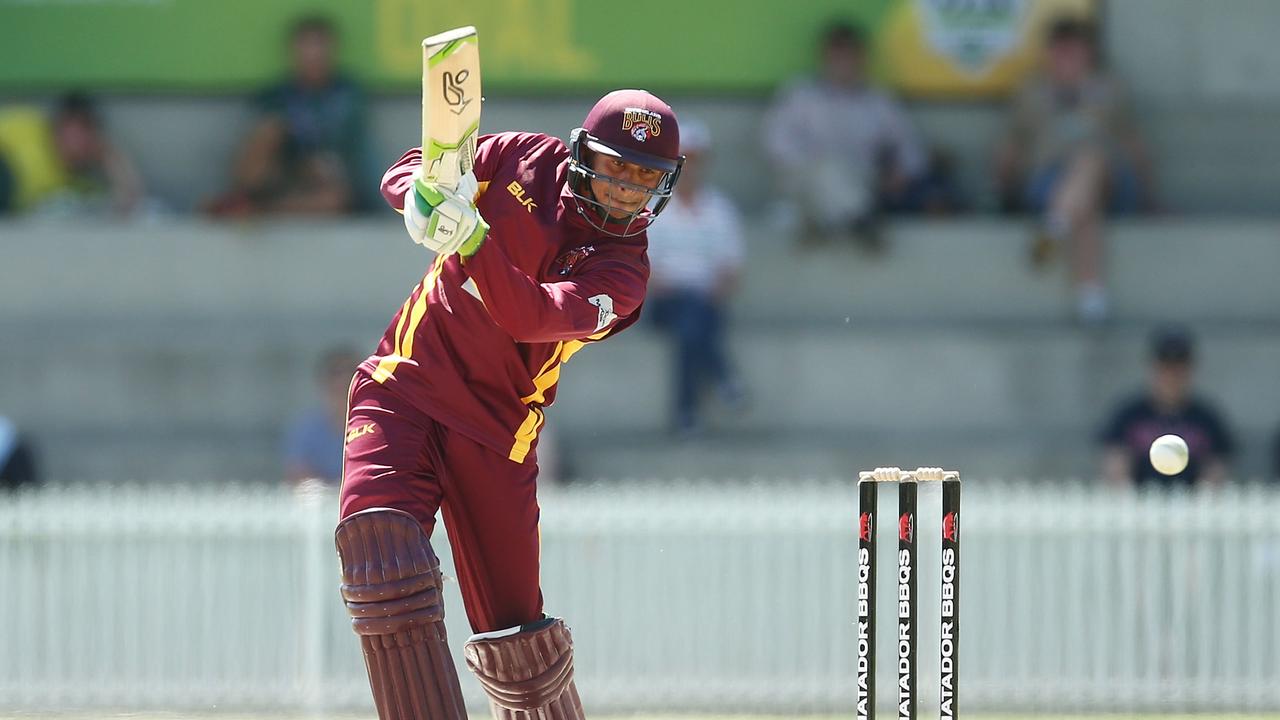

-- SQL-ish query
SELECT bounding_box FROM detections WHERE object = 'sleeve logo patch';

[587,294,617,332]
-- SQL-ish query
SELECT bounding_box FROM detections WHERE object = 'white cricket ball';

[1149,434,1189,476]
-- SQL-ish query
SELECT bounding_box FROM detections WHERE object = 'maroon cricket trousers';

[339,370,545,634]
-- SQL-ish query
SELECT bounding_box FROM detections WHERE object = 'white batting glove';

[403,172,488,257]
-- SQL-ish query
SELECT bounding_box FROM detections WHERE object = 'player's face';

[588,154,662,218]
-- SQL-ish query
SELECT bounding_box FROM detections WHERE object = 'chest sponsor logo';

[506,180,537,212]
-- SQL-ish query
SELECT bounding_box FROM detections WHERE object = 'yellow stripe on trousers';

[372,254,447,383]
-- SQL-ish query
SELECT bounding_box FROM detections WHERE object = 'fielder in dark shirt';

[1099,328,1233,488]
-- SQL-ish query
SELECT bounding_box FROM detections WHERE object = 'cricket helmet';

[568,89,684,237]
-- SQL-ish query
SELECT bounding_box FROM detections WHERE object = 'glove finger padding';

[428,196,476,253]
[404,187,433,247]
[415,170,477,209]
[455,171,479,204]
[403,183,486,257]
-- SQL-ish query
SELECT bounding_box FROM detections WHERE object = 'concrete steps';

[735,218,1280,323]
[4,219,1279,482]
[5,218,1277,323]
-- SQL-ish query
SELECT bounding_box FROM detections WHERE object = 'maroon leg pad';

[463,617,585,720]
[336,507,468,720]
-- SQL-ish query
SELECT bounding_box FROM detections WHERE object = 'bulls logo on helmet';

[622,107,662,142]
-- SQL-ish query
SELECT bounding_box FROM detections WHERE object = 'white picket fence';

[1,480,1278,715]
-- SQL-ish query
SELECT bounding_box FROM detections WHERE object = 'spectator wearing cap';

[1098,328,1233,488]
[209,15,370,217]
[763,20,942,251]
[0,92,145,217]
[995,16,1155,323]
[645,120,747,435]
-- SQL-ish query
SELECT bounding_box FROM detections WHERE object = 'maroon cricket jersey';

[369,132,649,463]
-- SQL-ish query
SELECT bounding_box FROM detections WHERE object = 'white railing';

[1,480,1278,715]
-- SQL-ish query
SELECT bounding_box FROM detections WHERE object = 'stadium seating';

[4,219,1277,482]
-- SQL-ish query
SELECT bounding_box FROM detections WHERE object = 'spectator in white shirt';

[764,21,931,250]
[645,120,747,435]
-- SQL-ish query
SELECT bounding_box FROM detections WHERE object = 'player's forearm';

[383,143,501,214]
[464,241,627,343]
[381,148,422,212]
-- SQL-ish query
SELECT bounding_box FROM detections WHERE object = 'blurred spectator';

[283,346,360,486]
[0,416,39,491]
[0,92,145,217]
[209,15,369,217]
[646,120,747,435]
[764,21,954,251]
[1098,328,1233,489]
[994,17,1155,323]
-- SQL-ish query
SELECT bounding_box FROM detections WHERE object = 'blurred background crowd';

[2,0,1279,492]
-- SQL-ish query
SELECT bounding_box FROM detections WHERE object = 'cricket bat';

[422,26,482,193]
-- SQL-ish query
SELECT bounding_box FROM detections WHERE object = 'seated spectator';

[283,347,360,487]
[0,92,144,217]
[994,17,1155,323]
[645,120,747,435]
[1098,328,1233,489]
[0,416,39,491]
[764,21,949,251]
[209,15,369,217]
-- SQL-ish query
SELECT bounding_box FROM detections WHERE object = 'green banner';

[0,0,892,93]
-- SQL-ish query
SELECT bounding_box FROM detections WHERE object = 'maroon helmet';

[568,89,684,237]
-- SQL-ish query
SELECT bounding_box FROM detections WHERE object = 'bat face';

[422,27,481,192]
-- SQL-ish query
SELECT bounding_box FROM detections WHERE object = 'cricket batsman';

[335,88,683,719]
